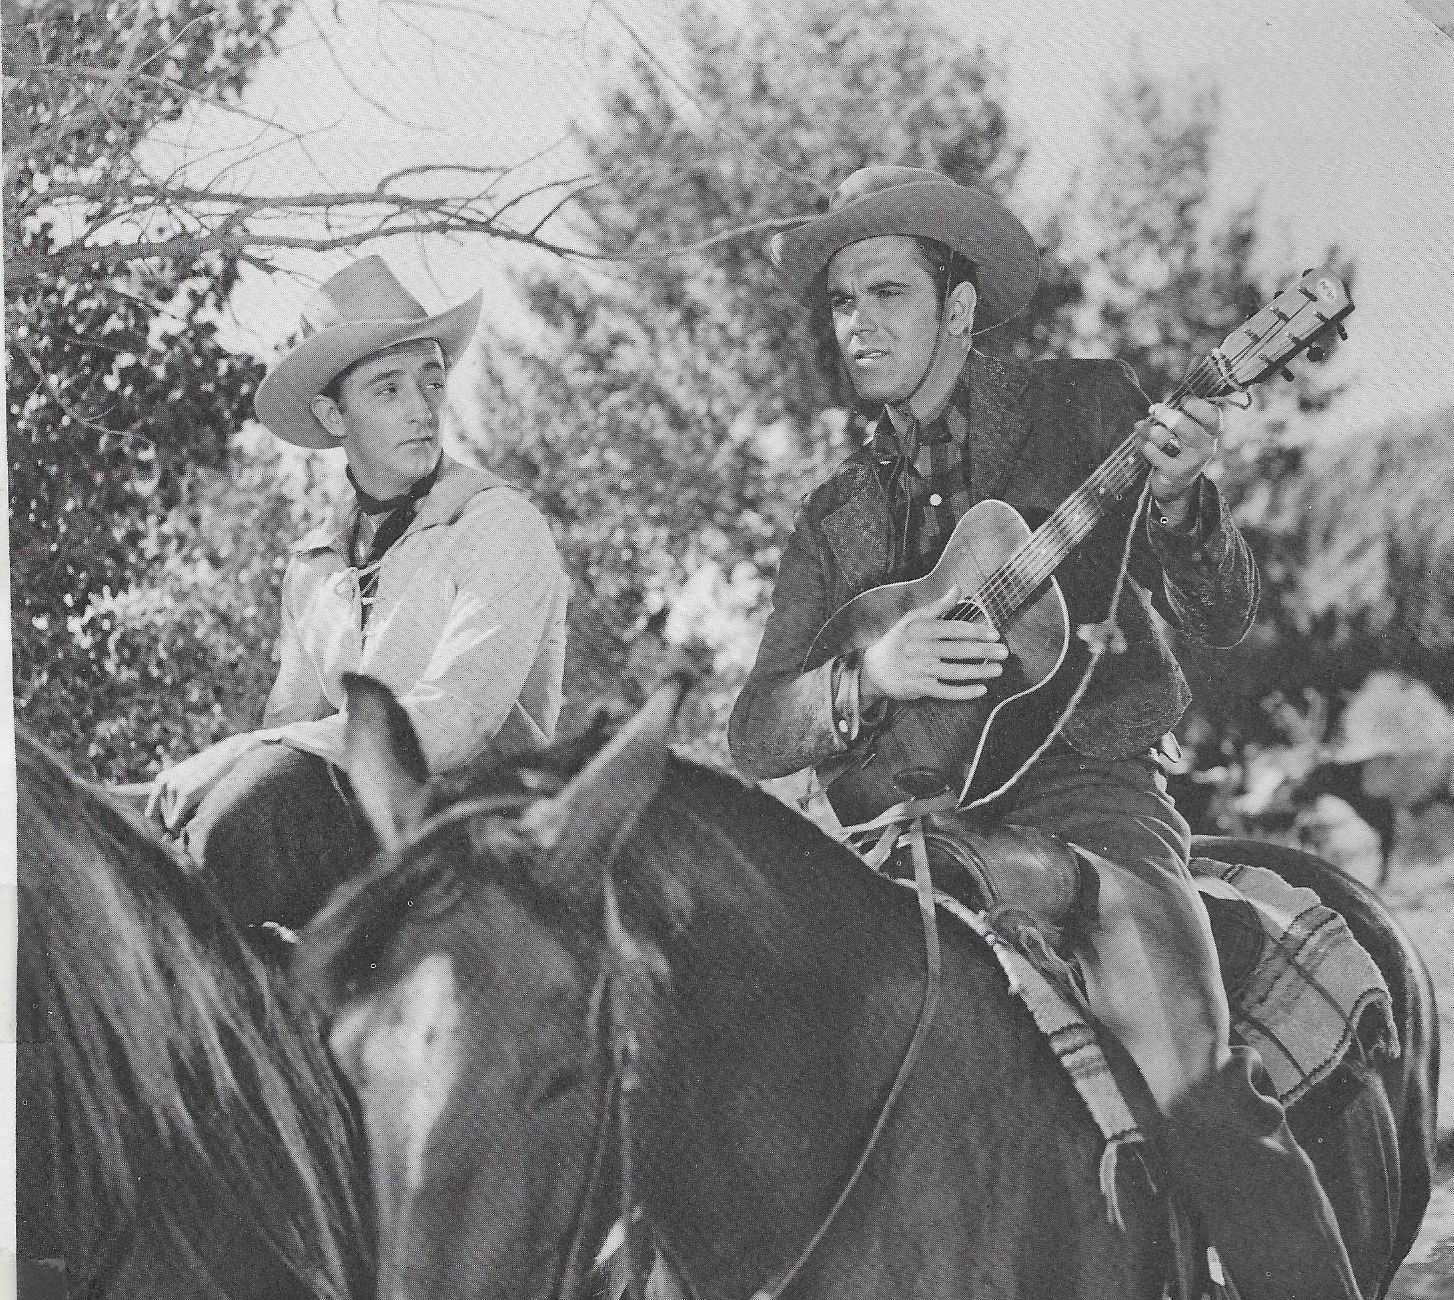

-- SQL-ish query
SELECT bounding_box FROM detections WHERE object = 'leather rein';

[551,822,945,1300]
[398,780,945,1300]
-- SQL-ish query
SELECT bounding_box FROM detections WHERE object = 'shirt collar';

[291,454,509,557]
[872,376,970,461]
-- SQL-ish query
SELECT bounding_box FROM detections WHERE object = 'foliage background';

[9,0,1451,785]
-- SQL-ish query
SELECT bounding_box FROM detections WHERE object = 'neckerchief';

[871,395,973,578]
[347,454,442,518]
[346,454,442,625]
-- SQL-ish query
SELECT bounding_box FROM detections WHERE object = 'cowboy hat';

[769,165,1040,332]
[255,255,483,449]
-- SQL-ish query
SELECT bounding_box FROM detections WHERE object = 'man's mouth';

[853,349,888,363]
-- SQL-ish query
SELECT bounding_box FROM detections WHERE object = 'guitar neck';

[950,265,1353,629]
[971,357,1224,627]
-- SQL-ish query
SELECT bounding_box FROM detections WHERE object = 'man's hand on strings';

[1135,397,1228,524]
[861,586,1008,704]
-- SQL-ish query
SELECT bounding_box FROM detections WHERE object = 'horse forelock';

[302,776,604,1017]
[17,734,371,1300]
[305,707,626,982]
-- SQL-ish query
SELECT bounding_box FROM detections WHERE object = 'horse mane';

[303,698,898,1030]
[16,734,371,1300]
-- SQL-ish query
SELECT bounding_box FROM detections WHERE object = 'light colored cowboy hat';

[769,165,1040,332]
[255,255,483,449]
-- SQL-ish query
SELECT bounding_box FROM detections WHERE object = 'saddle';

[910,818,1267,998]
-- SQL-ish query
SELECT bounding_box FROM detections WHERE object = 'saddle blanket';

[1188,857,1398,1105]
[886,855,1397,1220]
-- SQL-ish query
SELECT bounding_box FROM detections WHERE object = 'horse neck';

[17,738,372,1300]
[615,769,928,1297]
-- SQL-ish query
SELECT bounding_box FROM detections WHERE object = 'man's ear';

[945,280,978,339]
[310,392,348,444]
[342,673,429,852]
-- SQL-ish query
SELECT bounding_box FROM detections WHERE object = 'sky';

[152,0,1454,444]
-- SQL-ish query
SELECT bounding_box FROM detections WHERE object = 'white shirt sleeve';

[262,491,566,772]
[261,563,332,728]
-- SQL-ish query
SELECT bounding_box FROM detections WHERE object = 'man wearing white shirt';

[148,255,568,927]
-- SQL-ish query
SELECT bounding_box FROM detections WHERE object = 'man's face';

[328,339,447,496]
[826,236,942,407]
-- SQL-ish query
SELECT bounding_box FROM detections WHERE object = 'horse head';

[297,673,691,1300]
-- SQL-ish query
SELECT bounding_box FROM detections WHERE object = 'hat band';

[300,295,428,338]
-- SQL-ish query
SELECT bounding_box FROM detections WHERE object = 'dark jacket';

[728,351,1260,781]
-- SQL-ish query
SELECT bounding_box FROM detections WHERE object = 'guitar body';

[811,499,1074,824]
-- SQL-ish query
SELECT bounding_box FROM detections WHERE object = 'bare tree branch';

[5,0,816,302]
[594,0,825,198]
[381,0,600,42]
[297,0,446,132]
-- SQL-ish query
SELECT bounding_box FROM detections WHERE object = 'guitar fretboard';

[959,356,1226,627]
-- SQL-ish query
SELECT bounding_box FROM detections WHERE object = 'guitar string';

[951,361,1214,623]
[958,294,1328,622]
[945,304,1304,626]
[946,355,1220,625]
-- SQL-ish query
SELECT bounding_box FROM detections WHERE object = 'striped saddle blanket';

[884,854,1397,1221]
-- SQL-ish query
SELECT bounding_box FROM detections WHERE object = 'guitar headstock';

[1208,267,1353,395]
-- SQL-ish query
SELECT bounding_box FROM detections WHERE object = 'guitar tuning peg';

[1336,323,1348,341]
[1281,366,1296,381]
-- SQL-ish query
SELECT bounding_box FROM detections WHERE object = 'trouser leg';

[181,743,377,930]
[988,747,1362,1300]
[1164,1046,1364,1300]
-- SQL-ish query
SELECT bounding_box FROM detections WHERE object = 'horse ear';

[343,673,429,852]
[522,668,693,876]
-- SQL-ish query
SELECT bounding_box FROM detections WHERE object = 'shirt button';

[929,493,943,506]
[837,718,850,734]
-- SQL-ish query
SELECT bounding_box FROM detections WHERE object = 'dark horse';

[16,733,375,1300]
[1286,756,1454,886]
[299,677,1438,1300]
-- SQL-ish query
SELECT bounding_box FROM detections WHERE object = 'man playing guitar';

[729,166,1362,1300]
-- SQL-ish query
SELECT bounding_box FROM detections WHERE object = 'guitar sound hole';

[894,767,955,798]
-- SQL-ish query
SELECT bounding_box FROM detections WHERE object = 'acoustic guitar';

[811,267,1353,824]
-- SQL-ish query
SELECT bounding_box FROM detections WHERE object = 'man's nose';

[405,379,438,423]
[845,301,879,336]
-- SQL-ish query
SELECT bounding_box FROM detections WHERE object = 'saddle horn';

[523,667,695,877]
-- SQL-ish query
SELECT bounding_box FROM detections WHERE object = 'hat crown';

[300,255,430,339]
[828,165,957,214]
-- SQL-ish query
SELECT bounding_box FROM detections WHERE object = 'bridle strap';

[744,816,942,1300]
[561,823,943,1300]
[615,1029,653,1300]
[555,971,622,1300]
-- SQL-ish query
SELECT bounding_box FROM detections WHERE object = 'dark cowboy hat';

[769,165,1040,332]
[255,255,483,449]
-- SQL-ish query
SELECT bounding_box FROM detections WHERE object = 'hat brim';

[255,291,483,449]
[771,182,1039,332]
